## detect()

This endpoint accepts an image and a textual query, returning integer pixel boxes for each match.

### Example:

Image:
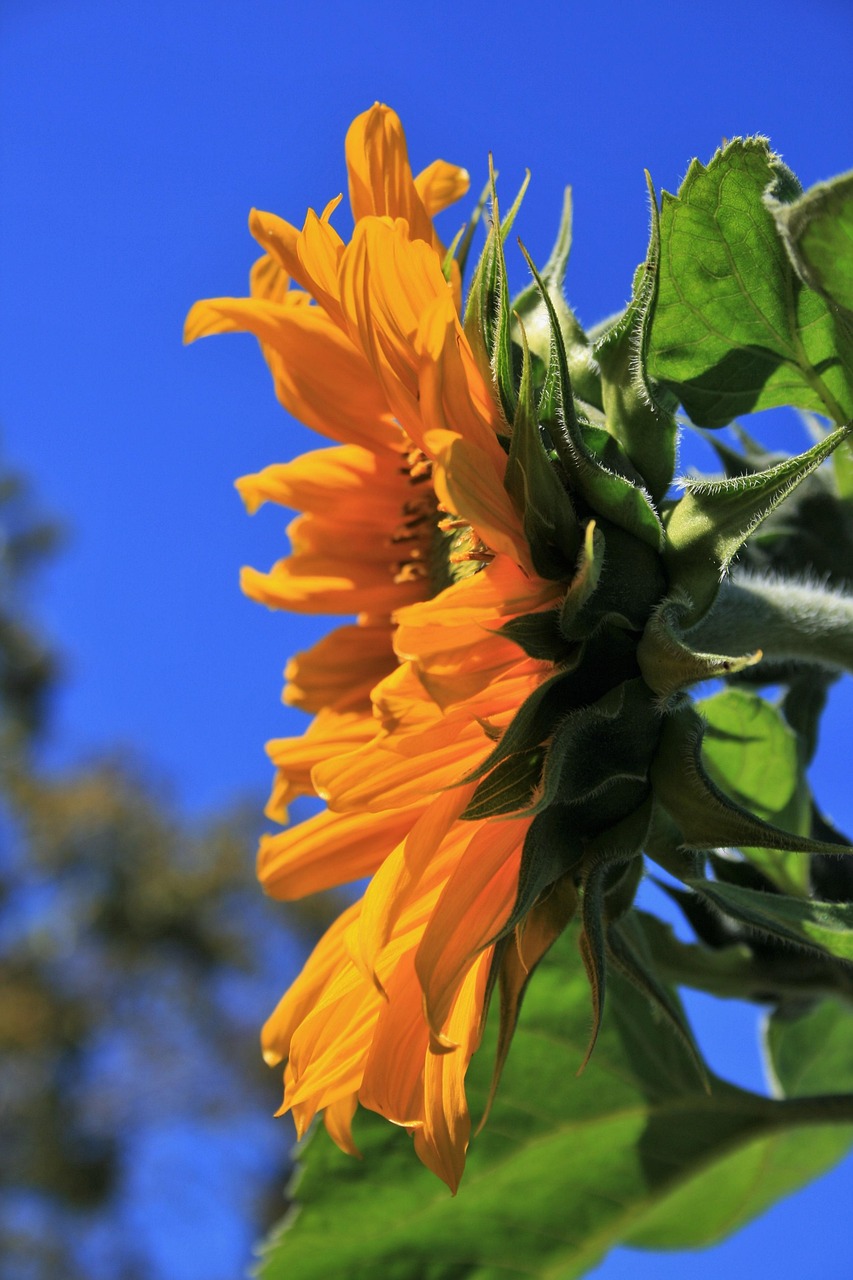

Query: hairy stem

[688,574,853,674]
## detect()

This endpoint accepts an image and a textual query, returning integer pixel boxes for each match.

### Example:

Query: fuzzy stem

[687,574,853,674]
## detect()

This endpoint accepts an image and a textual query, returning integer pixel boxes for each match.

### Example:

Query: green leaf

[765,998,853,1098]
[686,877,853,964]
[698,688,812,896]
[259,932,853,1280]
[646,139,853,428]
[769,169,853,316]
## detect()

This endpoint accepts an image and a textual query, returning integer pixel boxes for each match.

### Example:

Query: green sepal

[650,703,853,856]
[767,168,853,318]
[533,679,661,818]
[479,874,579,1130]
[685,878,853,966]
[697,423,853,591]
[577,802,652,1072]
[632,909,848,1004]
[558,519,605,638]
[461,746,546,820]
[463,162,529,421]
[560,517,668,642]
[646,138,853,427]
[498,808,585,939]
[607,912,710,1091]
[440,225,466,282]
[594,173,678,502]
[448,173,492,282]
[519,243,666,551]
[511,189,603,408]
[578,857,610,1071]
[495,608,576,662]
[459,664,579,784]
[664,419,853,621]
[637,590,762,702]
[504,319,582,578]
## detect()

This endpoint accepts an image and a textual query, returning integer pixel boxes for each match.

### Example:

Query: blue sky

[2,0,853,1276]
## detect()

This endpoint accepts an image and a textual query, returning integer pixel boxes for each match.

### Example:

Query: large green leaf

[698,688,812,896]
[646,139,853,427]
[257,932,853,1279]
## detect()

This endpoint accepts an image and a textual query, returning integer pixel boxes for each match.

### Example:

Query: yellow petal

[249,206,346,327]
[416,817,528,1039]
[346,103,434,245]
[338,217,449,438]
[414,159,471,217]
[415,952,490,1192]
[284,621,394,715]
[261,900,362,1065]
[258,804,422,900]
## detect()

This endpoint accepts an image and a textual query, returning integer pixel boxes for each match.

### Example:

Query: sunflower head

[186,106,853,1190]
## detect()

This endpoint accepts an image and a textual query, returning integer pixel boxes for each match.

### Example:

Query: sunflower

[185,104,567,1189]
[186,105,849,1192]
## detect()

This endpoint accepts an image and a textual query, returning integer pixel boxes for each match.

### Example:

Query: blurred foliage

[0,455,322,1279]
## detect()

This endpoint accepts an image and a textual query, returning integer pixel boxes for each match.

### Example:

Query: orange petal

[428,429,533,575]
[240,554,425,616]
[414,159,471,217]
[415,952,490,1192]
[346,103,434,245]
[261,900,362,1066]
[284,621,395,715]
[359,952,429,1127]
[250,253,300,304]
[236,443,403,516]
[415,290,506,464]
[249,204,346,327]
[313,708,491,813]
[258,804,424,900]
[338,217,450,438]
[323,1091,362,1157]
[355,787,475,984]
[416,818,529,1040]
[264,709,378,816]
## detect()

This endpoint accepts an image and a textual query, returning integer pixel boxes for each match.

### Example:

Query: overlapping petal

[188,104,562,1190]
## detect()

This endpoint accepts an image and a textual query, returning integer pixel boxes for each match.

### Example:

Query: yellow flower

[186,103,563,1192]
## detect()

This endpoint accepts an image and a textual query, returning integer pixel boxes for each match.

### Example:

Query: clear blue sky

[2,1,853,1276]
